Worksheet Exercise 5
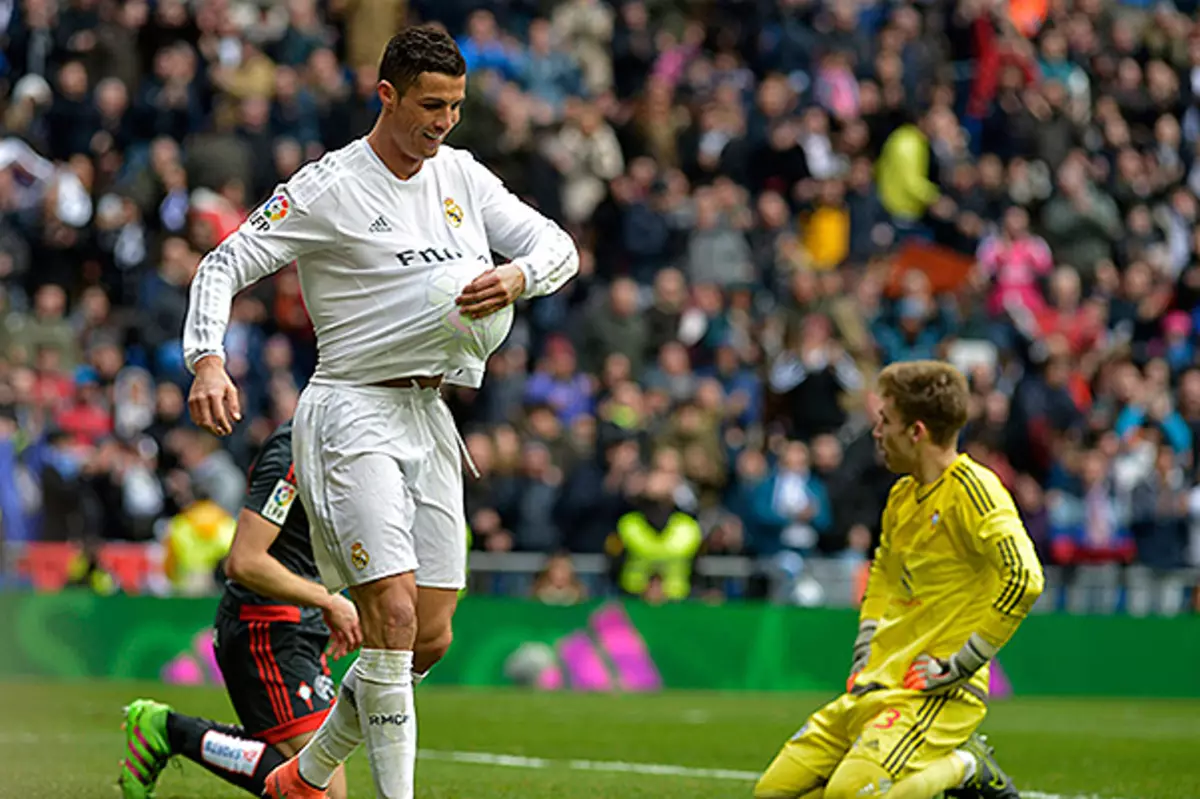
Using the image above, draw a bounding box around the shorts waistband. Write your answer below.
[300,376,479,479]
[368,375,444,390]
[238,605,303,623]
[849,680,987,705]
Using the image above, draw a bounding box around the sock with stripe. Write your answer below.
[296,664,365,788]
[166,712,285,795]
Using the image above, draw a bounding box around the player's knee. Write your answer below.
[374,593,417,640]
[825,758,893,799]
[356,579,418,647]
[272,733,308,758]
[752,760,823,799]
[752,777,799,799]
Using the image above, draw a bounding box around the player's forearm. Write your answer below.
[182,234,286,372]
[225,552,333,611]
[940,538,1045,682]
[514,224,579,298]
[473,153,580,297]
[849,618,876,671]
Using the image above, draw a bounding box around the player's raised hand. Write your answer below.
[322,593,362,660]
[188,355,242,437]
[903,653,965,692]
[456,264,526,319]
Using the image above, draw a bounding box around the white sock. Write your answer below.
[955,749,978,786]
[412,669,428,686]
[296,664,365,788]
[356,648,417,799]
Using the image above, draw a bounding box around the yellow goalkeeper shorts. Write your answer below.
[757,688,986,796]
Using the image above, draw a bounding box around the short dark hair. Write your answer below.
[877,360,970,447]
[378,26,466,94]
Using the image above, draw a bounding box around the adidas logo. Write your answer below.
[368,215,393,233]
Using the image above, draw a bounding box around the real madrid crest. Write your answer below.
[350,541,370,570]
[444,197,464,228]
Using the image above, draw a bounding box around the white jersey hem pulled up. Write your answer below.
[182,138,579,388]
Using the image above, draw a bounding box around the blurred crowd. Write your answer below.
[2,0,1200,601]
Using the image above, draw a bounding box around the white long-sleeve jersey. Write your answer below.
[182,138,579,388]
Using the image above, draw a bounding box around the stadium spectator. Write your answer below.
[1048,448,1137,566]
[524,334,593,425]
[532,550,588,604]
[608,467,702,602]
[577,276,646,377]
[163,496,235,595]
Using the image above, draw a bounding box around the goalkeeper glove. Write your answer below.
[846,619,877,692]
[903,634,998,693]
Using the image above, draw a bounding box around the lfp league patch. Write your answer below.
[261,479,297,525]
[250,192,291,232]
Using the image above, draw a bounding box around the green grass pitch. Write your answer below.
[2,680,1198,798]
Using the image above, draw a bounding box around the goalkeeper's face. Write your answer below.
[873,395,918,475]
[383,72,466,162]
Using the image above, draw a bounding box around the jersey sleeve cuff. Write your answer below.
[186,349,226,375]
[515,260,536,298]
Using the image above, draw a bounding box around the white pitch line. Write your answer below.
[420,749,762,781]
[0,732,84,744]
[0,734,1140,799]
[417,749,1140,799]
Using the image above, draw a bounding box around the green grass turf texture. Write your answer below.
[1,681,1197,798]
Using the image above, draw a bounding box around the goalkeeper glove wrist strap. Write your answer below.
[948,633,999,677]
[851,620,877,668]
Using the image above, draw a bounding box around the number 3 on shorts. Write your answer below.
[872,709,901,730]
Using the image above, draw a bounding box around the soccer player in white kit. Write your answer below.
[182,26,579,799]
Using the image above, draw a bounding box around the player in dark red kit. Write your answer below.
[118,420,361,799]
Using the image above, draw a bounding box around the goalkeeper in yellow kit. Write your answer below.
[755,360,1044,799]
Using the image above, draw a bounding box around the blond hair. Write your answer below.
[877,360,970,446]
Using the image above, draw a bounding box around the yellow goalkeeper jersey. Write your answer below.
[858,454,1044,701]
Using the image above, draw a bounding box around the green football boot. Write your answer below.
[118,699,173,799]
[946,732,1020,799]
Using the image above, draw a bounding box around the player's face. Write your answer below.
[383,72,466,161]
[873,395,918,474]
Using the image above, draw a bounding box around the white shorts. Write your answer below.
[293,380,467,593]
